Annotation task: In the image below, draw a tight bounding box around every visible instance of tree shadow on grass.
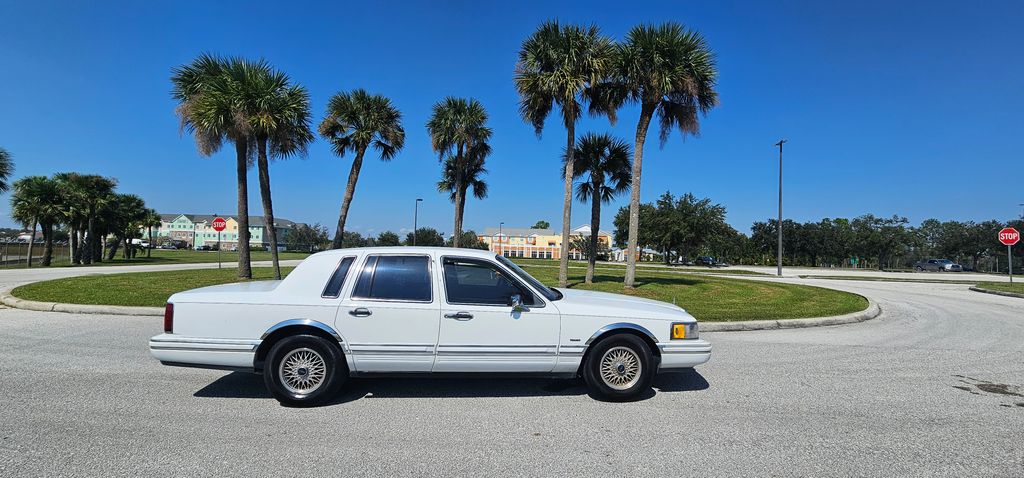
[193,368,710,406]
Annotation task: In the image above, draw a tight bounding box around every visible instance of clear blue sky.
[2,0,1022,236]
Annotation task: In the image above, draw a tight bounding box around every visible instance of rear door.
[337,253,439,372]
[434,256,559,372]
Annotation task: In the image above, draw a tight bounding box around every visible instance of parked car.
[160,243,177,250]
[150,247,711,405]
[695,256,716,266]
[914,259,963,272]
[194,245,212,251]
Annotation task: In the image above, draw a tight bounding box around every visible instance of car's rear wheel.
[263,334,346,407]
[915,266,923,272]
[582,334,654,401]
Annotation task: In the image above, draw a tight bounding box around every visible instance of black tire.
[582,334,654,401]
[263,334,346,407]
[915,266,923,272]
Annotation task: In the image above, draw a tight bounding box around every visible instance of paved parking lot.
[1,268,1022,476]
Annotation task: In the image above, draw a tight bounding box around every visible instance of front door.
[434,256,559,372]
[338,254,439,372]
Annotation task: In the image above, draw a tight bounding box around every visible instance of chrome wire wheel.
[599,346,642,390]
[278,347,327,395]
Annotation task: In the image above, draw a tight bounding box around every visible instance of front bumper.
[656,339,712,371]
[149,334,260,370]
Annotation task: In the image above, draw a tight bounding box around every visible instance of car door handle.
[349,307,372,317]
[444,312,474,321]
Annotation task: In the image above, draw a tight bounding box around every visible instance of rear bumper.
[149,334,260,370]
[656,339,712,371]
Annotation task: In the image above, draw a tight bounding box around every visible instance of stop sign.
[999,227,1020,246]
[212,217,227,232]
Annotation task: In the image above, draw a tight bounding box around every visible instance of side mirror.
[509,294,527,312]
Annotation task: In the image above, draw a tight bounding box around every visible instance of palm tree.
[515,20,615,287]
[10,176,61,266]
[563,133,632,284]
[172,54,260,279]
[437,141,490,235]
[613,23,719,287]
[143,208,161,258]
[0,147,14,193]
[319,89,405,248]
[244,65,314,279]
[426,98,492,247]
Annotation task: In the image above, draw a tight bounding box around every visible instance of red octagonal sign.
[999,227,1020,246]
[212,217,227,232]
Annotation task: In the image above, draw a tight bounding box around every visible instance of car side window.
[321,257,355,298]
[352,255,432,302]
[442,257,535,306]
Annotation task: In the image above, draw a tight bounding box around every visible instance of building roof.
[161,213,301,228]
[481,225,610,237]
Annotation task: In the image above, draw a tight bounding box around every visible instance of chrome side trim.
[260,319,343,342]
[584,323,659,345]
[150,345,254,353]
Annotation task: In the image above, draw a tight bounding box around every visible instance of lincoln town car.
[150,247,712,405]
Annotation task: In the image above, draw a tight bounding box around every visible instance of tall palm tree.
[426,97,492,247]
[437,141,490,235]
[143,208,161,258]
[0,147,14,193]
[515,20,615,287]
[10,176,60,266]
[57,173,116,265]
[245,65,314,279]
[10,176,46,267]
[613,23,719,287]
[172,54,259,279]
[563,133,632,284]
[319,89,405,248]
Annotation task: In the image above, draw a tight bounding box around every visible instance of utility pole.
[413,198,423,246]
[775,139,787,277]
[499,222,504,257]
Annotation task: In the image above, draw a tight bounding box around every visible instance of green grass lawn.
[12,267,294,307]
[975,281,1024,295]
[12,260,867,321]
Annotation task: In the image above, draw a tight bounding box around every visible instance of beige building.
[478,225,612,260]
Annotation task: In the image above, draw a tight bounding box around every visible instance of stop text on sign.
[212,217,227,232]
[999,227,1020,246]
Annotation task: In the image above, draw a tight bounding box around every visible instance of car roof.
[310,246,497,260]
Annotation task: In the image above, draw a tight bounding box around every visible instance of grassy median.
[11,262,867,321]
[975,282,1024,295]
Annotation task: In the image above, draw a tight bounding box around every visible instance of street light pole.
[775,139,787,277]
[499,222,504,257]
[413,198,423,246]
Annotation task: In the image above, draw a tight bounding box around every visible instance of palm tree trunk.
[235,140,252,279]
[586,180,601,284]
[332,148,366,249]
[69,226,78,264]
[456,183,470,247]
[452,163,465,248]
[558,122,576,288]
[77,229,86,264]
[147,226,153,258]
[26,218,37,267]
[625,103,656,288]
[256,137,281,280]
[41,224,54,266]
[84,214,95,264]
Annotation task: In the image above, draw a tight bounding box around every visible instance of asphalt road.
[1,267,1022,476]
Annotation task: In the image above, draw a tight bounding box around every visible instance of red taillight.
[164,303,174,333]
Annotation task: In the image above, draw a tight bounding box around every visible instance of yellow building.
[478,225,612,260]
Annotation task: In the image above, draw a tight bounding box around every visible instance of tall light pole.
[413,198,423,246]
[1018,203,1023,220]
[775,139,787,277]
[498,222,504,256]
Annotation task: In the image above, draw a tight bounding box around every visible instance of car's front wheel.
[582,334,654,401]
[263,334,346,407]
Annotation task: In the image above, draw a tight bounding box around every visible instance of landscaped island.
[11,260,868,322]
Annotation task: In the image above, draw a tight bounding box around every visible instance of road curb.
[0,286,163,317]
[701,298,880,332]
[969,286,1024,299]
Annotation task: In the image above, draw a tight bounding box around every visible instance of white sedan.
[150,247,711,405]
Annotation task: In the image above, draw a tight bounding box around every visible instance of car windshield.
[495,255,561,301]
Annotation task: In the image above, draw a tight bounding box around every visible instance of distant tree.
[103,194,148,260]
[375,231,401,246]
[447,230,489,250]
[404,227,444,247]
[516,20,616,287]
[427,97,492,247]
[340,231,367,248]
[143,209,161,258]
[288,223,330,251]
[10,176,60,266]
[531,220,550,229]
[319,89,406,249]
[0,147,13,193]
[564,132,631,283]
